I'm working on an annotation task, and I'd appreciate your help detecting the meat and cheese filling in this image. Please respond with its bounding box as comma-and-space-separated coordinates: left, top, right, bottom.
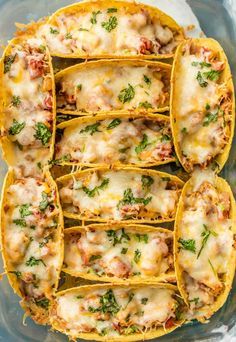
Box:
171, 38, 234, 172
57, 168, 183, 222
175, 170, 235, 320
55, 114, 174, 167
50, 284, 185, 340
1, 170, 63, 324
63, 225, 174, 282
0, 37, 55, 176
43, 0, 184, 58
55, 60, 170, 114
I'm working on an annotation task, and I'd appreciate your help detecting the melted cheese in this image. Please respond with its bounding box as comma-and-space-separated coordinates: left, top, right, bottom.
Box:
59, 169, 182, 221
56, 116, 173, 166
64, 227, 172, 279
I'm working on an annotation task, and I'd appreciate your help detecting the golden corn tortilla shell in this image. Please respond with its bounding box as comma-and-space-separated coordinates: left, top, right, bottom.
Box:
0, 168, 64, 325
56, 166, 184, 224
50, 282, 185, 341
55, 112, 175, 168
55, 59, 171, 115
170, 38, 235, 173
63, 223, 175, 283
174, 174, 236, 322
0, 36, 56, 175
46, 0, 185, 59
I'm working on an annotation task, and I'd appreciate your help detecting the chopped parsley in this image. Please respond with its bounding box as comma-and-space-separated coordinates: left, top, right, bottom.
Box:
203, 107, 218, 126
79, 28, 89, 31
107, 118, 121, 129
181, 127, 187, 134
143, 74, 151, 86
19, 204, 32, 218
77, 84, 82, 90
39, 236, 52, 248
106, 228, 130, 246
101, 16, 118, 32
118, 188, 152, 208
13, 219, 26, 227
39, 192, 50, 211
50, 27, 59, 34
135, 134, 151, 154
191, 61, 211, 68
189, 297, 199, 305
203, 69, 221, 81
178, 238, 196, 253
208, 258, 217, 276
89, 255, 102, 262
11, 95, 21, 107
196, 71, 208, 87
8, 119, 25, 135
26, 256, 46, 267
82, 178, 109, 197
134, 249, 141, 263
4, 54, 16, 73
88, 289, 120, 315
90, 10, 101, 24
124, 325, 139, 335
34, 122, 52, 145
121, 247, 128, 254
141, 175, 154, 190
135, 234, 148, 243
39, 45, 46, 53
197, 224, 217, 258
80, 122, 101, 135
49, 154, 70, 165
65, 32, 72, 39
161, 134, 171, 142
139, 101, 153, 109
118, 83, 135, 103
107, 7, 117, 13
141, 297, 148, 305
119, 147, 129, 153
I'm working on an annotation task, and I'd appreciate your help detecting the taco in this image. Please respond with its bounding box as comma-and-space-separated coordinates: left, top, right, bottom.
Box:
174, 169, 236, 322
55, 59, 170, 115
0, 35, 56, 177
170, 38, 235, 173
57, 166, 184, 223
54, 113, 175, 168
43, 0, 184, 59
50, 282, 186, 341
0, 168, 64, 324
63, 223, 174, 283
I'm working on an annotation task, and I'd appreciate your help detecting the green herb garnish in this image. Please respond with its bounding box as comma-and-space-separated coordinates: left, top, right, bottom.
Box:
8, 119, 25, 135
82, 178, 109, 197
12, 95, 21, 107
135, 134, 151, 154
80, 122, 101, 135
101, 16, 118, 32
134, 249, 141, 263
107, 118, 121, 129
13, 219, 27, 227
91, 10, 101, 24
143, 74, 151, 86
178, 238, 196, 253
34, 122, 52, 145
4, 54, 16, 73
118, 188, 152, 208
141, 175, 154, 190
26, 256, 46, 267
118, 83, 135, 103
50, 27, 59, 34
89, 255, 102, 262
